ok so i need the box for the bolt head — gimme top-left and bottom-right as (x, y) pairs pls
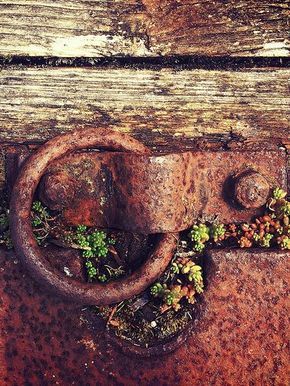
(39, 171), (75, 210)
(234, 171), (270, 209)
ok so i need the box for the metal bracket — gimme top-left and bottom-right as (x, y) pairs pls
(6, 145), (287, 233)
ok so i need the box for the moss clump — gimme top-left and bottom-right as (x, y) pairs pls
(54, 225), (123, 283)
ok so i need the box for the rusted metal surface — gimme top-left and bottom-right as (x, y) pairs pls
(38, 148), (287, 231)
(9, 128), (178, 306)
(5, 142), (288, 234)
(1, 247), (288, 384)
(7, 127), (288, 307)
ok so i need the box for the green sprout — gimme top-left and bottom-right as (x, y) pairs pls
(76, 224), (87, 233)
(98, 274), (108, 283)
(259, 233), (274, 248)
(66, 225), (117, 282)
(171, 261), (180, 274)
(187, 265), (203, 292)
(190, 223), (210, 252)
(164, 292), (175, 306)
(210, 223), (226, 243)
(150, 257), (204, 312)
(85, 260), (97, 281)
(31, 200), (55, 245)
(278, 236), (290, 250)
(150, 283), (165, 297)
(72, 226), (112, 259)
(273, 187), (287, 200)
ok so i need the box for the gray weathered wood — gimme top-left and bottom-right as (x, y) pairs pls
(0, 67), (289, 146)
(0, 0), (288, 58)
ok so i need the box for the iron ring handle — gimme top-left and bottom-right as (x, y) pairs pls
(9, 128), (178, 305)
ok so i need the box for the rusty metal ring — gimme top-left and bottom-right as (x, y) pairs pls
(9, 128), (178, 305)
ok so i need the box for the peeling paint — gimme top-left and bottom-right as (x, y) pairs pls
(51, 34), (152, 57)
(256, 41), (289, 57)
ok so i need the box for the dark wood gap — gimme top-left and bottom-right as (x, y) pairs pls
(0, 55), (289, 70)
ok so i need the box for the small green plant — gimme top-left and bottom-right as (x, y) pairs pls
(277, 235), (290, 250)
(85, 260), (97, 280)
(64, 225), (117, 282)
(151, 255), (204, 312)
(150, 282), (164, 296)
(190, 223), (210, 252)
(70, 225), (114, 259)
(210, 223), (226, 243)
(148, 187), (289, 315)
(98, 274), (108, 283)
(254, 232), (273, 248)
(273, 187), (287, 200)
(31, 200), (55, 245)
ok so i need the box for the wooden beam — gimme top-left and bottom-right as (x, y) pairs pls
(0, 67), (289, 146)
(0, 0), (288, 57)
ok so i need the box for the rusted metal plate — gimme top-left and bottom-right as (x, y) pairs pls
(1, 247), (288, 384)
(38, 148), (288, 233)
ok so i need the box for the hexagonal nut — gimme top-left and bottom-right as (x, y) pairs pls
(39, 171), (76, 211)
(234, 171), (270, 209)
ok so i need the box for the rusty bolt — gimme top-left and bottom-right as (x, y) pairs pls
(234, 171), (270, 209)
(39, 171), (76, 211)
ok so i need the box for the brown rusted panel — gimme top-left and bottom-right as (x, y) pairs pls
(39, 148), (287, 232)
(1, 248), (288, 384)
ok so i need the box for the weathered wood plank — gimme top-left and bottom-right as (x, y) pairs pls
(0, 67), (289, 147)
(0, 0), (288, 57)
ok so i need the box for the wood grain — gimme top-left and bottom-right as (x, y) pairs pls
(0, 67), (289, 147)
(0, 0), (288, 58)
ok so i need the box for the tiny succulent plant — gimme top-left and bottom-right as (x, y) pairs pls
(190, 223), (210, 252)
(65, 225), (117, 282)
(151, 255), (204, 312)
(210, 223), (226, 243)
(148, 187), (289, 315)
(186, 188), (290, 252)
(272, 187), (287, 200)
